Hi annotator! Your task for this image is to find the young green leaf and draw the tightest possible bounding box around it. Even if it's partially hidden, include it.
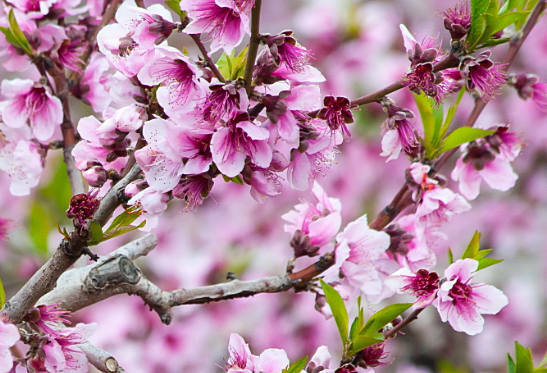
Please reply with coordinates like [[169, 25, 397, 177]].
[[320, 280, 349, 344], [348, 336, 383, 356], [88, 221, 104, 245], [448, 248, 454, 264], [0, 276, 5, 308], [360, 303, 412, 337], [283, 357, 308, 373], [477, 257, 503, 270], [349, 297, 365, 341], [468, 0, 492, 49], [461, 231, 481, 259], [0, 10, 33, 55], [216, 47, 248, 81], [440, 127, 495, 153], [165, 0, 186, 19], [508, 354, 517, 373], [514, 341, 534, 373], [413, 92, 439, 157]]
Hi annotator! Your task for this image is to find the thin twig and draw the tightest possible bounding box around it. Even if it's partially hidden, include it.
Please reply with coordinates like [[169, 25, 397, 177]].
[[243, 0, 262, 93], [383, 308, 424, 339], [190, 34, 226, 82]]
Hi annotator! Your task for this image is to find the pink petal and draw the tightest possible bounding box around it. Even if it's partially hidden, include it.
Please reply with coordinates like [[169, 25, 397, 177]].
[[308, 213, 341, 247], [451, 158, 481, 200], [211, 127, 246, 177], [287, 152, 311, 191], [472, 284, 508, 315], [444, 259, 478, 282], [31, 94, 63, 142], [380, 129, 401, 162], [480, 157, 518, 191]]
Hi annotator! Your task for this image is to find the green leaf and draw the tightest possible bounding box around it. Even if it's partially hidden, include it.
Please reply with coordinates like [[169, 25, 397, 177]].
[[222, 175, 244, 185], [88, 206, 145, 245], [539, 351, 547, 368], [462, 231, 481, 259], [1, 10, 32, 55], [320, 280, 349, 345], [361, 303, 412, 337], [348, 336, 383, 356], [440, 127, 495, 153], [515, 341, 534, 373], [467, 14, 488, 49], [508, 354, 517, 373], [165, 0, 186, 19], [448, 248, 454, 264], [283, 357, 308, 373], [477, 257, 503, 270], [0, 276, 5, 308], [89, 221, 103, 244], [349, 297, 365, 341], [28, 201, 52, 256], [216, 47, 248, 81], [413, 92, 436, 157]]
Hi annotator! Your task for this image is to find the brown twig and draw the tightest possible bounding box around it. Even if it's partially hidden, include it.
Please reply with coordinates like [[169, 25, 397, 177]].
[[190, 34, 226, 82], [243, 0, 262, 93]]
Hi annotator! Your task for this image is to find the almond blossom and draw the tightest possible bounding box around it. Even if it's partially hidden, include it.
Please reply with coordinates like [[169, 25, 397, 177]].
[[0, 318, 19, 372], [282, 182, 341, 250], [451, 126, 521, 200], [433, 259, 508, 335], [181, 0, 255, 53], [1, 79, 63, 143]]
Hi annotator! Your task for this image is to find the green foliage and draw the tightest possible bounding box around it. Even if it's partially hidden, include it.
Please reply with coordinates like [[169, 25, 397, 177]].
[[165, 0, 186, 19], [440, 127, 495, 153], [438, 360, 470, 373], [413, 89, 469, 159], [348, 335, 383, 356], [0, 10, 33, 55], [87, 206, 145, 245], [461, 231, 503, 270], [0, 276, 5, 308], [283, 357, 308, 373], [360, 303, 412, 338], [506, 341, 545, 373], [27, 158, 72, 256], [320, 280, 349, 345], [448, 247, 455, 264], [222, 175, 244, 185], [216, 47, 248, 81], [467, 0, 532, 50]]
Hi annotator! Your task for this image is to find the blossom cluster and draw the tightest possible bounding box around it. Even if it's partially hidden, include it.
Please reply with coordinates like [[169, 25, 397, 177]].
[[0, 305, 93, 372]]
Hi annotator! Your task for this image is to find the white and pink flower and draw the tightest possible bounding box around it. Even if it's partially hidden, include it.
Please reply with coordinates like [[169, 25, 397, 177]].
[[433, 259, 508, 335], [1, 79, 63, 143]]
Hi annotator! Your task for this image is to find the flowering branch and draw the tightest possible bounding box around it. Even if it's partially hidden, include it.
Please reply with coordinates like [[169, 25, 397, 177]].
[[2, 165, 143, 323], [243, 0, 262, 93]]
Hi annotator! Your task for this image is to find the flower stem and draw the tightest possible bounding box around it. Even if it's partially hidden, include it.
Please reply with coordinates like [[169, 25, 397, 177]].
[[244, 0, 262, 94]]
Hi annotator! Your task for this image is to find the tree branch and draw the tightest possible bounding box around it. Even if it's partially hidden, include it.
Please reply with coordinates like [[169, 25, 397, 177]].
[[2, 166, 143, 323], [190, 34, 226, 83], [79, 343, 126, 373], [243, 0, 262, 93]]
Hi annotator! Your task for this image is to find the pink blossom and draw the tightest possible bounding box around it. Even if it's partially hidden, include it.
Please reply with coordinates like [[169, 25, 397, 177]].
[[210, 113, 272, 178], [433, 259, 508, 335], [460, 52, 506, 99], [409, 163, 470, 226], [282, 182, 341, 249], [127, 187, 169, 230], [305, 345, 335, 373], [399, 24, 445, 101], [172, 174, 214, 210], [443, 1, 471, 40], [451, 127, 521, 200], [318, 96, 353, 137], [200, 82, 249, 123], [265, 31, 311, 72], [380, 103, 418, 162], [6, 0, 56, 18], [136, 117, 213, 192], [385, 215, 438, 271], [510, 73, 547, 112], [138, 47, 206, 119], [0, 139, 43, 196], [226, 333, 254, 372], [326, 214, 394, 303], [115, 1, 175, 47], [0, 318, 19, 372], [96, 1, 172, 80], [79, 54, 114, 113], [1, 79, 63, 142], [386, 267, 440, 308], [181, 0, 255, 53], [286, 119, 340, 191]]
